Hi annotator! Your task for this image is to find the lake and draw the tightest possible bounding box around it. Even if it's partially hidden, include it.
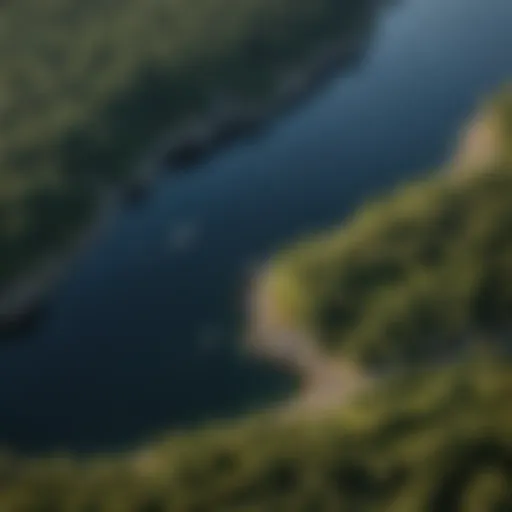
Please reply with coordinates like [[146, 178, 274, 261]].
[[0, 0, 511, 454]]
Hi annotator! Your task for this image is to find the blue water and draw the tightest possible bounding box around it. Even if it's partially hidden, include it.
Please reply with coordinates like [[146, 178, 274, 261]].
[[1, 0, 511, 454]]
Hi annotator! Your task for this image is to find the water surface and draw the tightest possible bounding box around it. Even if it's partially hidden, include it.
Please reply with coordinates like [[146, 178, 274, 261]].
[[0, 0, 511, 453]]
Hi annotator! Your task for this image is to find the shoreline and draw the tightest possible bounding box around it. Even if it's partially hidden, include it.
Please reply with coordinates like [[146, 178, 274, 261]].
[[0, 34, 367, 333]]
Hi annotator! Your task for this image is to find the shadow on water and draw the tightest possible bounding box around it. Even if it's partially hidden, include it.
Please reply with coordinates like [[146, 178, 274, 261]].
[[0, 304, 49, 341]]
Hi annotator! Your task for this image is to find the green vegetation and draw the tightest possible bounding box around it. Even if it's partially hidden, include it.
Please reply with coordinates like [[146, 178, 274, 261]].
[[1, 356, 511, 511], [264, 91, 512, 367], [3, 11, 512, 506], [0, 0, 383, 290]]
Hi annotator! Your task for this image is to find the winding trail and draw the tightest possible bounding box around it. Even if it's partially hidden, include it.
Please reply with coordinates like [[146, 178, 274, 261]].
[[452, 112, 501, 176], [244, 267, 371, 418]]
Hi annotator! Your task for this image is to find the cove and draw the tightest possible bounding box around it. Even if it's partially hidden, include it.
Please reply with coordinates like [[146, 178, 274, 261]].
[[0, 0, 511, 454]]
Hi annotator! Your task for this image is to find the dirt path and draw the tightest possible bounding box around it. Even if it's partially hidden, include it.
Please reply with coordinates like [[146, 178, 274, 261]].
[[452, 112, 501, 176], [245, 267, 371, 418]]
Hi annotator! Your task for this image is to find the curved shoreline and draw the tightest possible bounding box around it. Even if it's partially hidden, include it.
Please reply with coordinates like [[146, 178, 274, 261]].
[[0, 34, 368, 333]]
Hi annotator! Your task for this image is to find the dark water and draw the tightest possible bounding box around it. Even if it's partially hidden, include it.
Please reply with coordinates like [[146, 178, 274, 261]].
[[1, 0, 511, 454]]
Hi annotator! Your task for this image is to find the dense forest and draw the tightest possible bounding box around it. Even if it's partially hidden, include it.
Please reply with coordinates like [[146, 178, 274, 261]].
[[0, 0, 385, 292], [0, 89, 511, 511]]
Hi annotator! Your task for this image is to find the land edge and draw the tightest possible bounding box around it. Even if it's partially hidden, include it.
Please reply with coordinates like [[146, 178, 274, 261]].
[[0, 32, 367, 327]]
